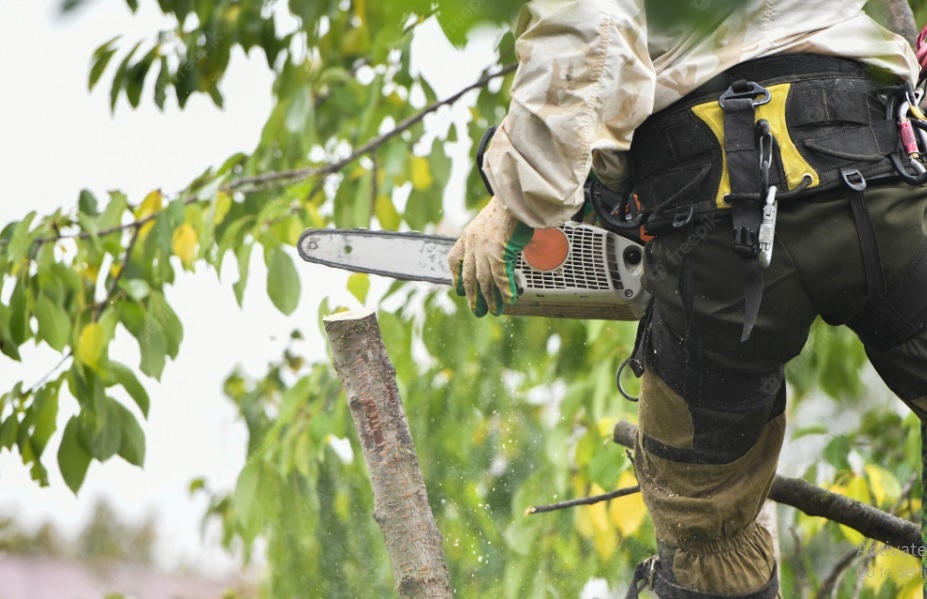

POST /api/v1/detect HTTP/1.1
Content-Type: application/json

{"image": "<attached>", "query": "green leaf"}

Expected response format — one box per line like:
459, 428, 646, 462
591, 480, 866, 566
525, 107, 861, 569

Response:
30, 382, 60, 457
82, 396, 123, 461
233, 242, 253, 307
0, 416, 19, 450
266, 247, 300, 315
110, 41, 142, 112
58, 416, 92, 494
89, 36, 121, 91
114, 401, 145, 466
347, 273, 370, 303
9, 276, 31, 345
78, 189, 99, 216
234, 460, 265, 542
823, 435, 852, 471
792, 424, 829, 440
108, 361, 150, 418
118, 301, 168, 379
6, 211, 38, 265
35, 293, 71, 352
149, 291, 183, 360
588, 442, 621, 490
118, 278, 151, 302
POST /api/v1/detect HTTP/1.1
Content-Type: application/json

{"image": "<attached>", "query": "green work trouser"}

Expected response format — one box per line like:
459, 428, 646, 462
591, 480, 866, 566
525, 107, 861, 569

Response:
635, 183, 927, 597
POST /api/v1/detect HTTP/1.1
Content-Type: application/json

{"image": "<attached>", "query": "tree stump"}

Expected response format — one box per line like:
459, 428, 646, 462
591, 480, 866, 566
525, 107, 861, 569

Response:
324, 310, 453, 599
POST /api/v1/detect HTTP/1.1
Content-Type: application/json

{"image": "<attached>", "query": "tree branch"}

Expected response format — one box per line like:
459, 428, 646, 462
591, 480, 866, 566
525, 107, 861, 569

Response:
324, 310, 452, 599
526, 485, 641, 515
612, 420, 924, 553
228, 63, 517, 192
7, 62, 515, 255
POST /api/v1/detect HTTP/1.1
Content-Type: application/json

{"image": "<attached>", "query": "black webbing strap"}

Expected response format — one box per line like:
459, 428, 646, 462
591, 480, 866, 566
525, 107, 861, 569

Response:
848, 240, 927, 351
625, 558, 780, 599
841, 168, 886, 301
723, 85, 765, 342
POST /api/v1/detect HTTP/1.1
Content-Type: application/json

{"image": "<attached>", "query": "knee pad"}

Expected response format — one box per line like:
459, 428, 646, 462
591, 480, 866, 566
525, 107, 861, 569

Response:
643, 307, 785, 464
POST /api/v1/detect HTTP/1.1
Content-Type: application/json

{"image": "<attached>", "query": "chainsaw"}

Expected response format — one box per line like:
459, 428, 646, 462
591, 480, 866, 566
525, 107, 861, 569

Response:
298, 122, 651, 321
297, 220, 651, 321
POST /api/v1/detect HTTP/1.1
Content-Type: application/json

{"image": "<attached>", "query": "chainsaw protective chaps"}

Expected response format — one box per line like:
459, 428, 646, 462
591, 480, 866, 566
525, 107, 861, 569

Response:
632, 183, 927, 597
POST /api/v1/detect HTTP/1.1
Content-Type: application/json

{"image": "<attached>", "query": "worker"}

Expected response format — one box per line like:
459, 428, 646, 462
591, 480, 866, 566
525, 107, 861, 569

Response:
446, 1, 926, 597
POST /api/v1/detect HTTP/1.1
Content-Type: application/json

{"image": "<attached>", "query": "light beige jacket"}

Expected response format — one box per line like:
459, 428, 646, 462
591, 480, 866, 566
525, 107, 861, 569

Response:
482, 0, 919, 228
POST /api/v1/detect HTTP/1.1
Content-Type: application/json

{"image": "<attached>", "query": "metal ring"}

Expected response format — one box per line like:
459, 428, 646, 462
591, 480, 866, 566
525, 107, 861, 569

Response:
616, 358, 643, 402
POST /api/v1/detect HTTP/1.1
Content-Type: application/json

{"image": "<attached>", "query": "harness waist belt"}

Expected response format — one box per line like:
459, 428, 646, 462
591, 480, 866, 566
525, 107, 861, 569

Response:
630, 54, 902, 234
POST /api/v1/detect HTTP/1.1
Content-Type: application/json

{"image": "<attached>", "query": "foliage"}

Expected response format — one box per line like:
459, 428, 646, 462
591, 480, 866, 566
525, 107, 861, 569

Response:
1, 0, 926, 596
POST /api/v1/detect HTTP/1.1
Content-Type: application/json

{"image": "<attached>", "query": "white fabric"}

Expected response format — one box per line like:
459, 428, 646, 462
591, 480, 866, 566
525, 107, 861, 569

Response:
483, 0, 919, 228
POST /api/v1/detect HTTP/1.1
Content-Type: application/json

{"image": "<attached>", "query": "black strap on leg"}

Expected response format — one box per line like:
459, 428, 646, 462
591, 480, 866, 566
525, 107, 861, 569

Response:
626, 557, 780, 599
722, 82, 767, 342
840, 168, 886, 300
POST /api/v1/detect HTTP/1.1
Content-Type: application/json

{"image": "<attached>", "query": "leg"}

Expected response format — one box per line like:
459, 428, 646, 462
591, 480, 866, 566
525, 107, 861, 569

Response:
632, 310, 784, 597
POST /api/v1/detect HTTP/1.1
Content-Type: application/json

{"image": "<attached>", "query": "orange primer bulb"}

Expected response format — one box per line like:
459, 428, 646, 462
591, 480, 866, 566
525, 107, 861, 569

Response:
523, 228, 570, 272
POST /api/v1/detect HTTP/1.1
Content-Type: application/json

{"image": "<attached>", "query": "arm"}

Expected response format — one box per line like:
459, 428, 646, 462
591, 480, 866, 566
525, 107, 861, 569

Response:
449, 0, 656, 315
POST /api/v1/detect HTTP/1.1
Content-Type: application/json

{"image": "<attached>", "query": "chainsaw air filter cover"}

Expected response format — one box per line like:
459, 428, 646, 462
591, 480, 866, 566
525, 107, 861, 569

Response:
508, 221, 650, 321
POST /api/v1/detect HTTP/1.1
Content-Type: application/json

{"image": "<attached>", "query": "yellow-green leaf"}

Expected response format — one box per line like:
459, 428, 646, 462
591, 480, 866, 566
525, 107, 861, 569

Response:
375, 195, 401, 230
609, 470, 648, 537
77, 323, 105, 369
172, 223, 198, 269
347, 273, 370, 303
411, 157, 433, 190
135, 189, 163, 236
213, 191, 232, 225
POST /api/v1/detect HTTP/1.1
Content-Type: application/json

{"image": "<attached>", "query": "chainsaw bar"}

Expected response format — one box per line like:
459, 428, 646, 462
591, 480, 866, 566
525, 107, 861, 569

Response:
297, 223, 651, 321
298, 229, 454, 285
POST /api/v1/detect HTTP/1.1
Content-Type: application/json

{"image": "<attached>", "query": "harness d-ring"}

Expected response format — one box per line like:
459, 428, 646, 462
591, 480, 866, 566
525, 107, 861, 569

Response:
616, 358, 643, 402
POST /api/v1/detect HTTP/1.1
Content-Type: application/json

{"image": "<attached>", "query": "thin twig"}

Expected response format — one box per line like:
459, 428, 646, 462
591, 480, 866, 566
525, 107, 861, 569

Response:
21, 352, 72, 398
525, 485, 641, 515
93, 224, 141, 321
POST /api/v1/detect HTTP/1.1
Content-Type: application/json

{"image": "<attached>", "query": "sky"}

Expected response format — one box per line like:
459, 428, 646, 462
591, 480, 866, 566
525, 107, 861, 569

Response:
0, 0, 496, 576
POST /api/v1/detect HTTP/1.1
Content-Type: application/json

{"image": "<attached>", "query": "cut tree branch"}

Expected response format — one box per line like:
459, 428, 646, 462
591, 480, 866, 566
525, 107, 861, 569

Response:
612, 420, 923, 553
324, 310, 452, 599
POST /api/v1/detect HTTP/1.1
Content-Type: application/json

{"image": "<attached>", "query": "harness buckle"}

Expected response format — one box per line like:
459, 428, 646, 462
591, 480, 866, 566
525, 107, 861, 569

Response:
671, 204, 694, 229
840, 167, 867, 192
733, 226, 758, 258
719, 80, 771, 109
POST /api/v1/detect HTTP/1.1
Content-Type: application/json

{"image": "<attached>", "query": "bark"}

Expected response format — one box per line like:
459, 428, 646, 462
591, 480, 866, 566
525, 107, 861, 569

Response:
869, 0, 919, 47
612, 420, 924, 553
324, 310, 452, 599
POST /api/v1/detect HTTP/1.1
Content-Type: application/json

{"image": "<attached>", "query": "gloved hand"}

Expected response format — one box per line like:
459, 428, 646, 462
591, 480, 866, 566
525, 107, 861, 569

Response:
447, 197, 534, 317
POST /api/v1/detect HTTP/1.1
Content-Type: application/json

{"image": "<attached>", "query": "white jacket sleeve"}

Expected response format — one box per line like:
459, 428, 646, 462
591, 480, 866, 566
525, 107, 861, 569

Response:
482, 0, 656, 229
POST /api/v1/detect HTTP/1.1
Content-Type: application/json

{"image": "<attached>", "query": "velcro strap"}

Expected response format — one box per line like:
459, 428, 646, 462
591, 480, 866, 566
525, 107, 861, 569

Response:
804, 120, 901, 162
788, 88, 876, 128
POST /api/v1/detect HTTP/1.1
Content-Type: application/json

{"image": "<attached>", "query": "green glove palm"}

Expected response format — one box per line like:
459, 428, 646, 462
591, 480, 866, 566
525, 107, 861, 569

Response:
447, 198, 535, 317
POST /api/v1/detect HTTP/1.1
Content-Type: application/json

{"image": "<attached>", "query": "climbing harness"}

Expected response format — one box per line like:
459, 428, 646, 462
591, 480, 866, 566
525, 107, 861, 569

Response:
627, 54, 927, 342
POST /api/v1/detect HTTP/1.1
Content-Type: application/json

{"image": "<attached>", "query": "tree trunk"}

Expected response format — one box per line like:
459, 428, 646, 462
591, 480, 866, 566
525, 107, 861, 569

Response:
324, 310, 453, 599
869, 0, 919, 47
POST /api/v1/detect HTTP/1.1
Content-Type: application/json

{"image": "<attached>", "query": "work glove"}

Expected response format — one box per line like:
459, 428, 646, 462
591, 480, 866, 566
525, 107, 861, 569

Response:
447, 197, 535, 317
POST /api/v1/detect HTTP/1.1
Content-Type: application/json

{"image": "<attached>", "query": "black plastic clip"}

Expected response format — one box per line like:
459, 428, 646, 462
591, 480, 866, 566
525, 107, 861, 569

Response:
732, 226, 759, 258
671, 204, 694, 229
840, 168, 867, 192
719, 80, 771, 109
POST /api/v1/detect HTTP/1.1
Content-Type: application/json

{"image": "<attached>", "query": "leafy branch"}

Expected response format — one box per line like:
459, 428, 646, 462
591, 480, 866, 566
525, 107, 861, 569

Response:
5, 62, 516, 254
